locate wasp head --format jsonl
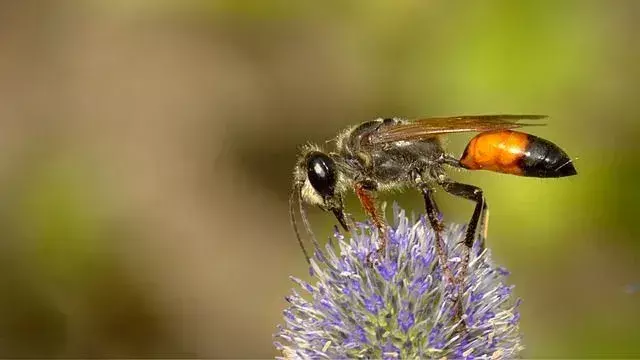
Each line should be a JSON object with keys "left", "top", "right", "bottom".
{"left": 292, "top": 147, "right": 349, "bottom": 232}
{"left": 289, "top": 146, "right": 350, "bottom": 263}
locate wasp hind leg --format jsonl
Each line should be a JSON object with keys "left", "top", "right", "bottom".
{"left": 441, "top": 153, "right": 490, "bottom": 252}
{"left": 420, "top": 186, "right": 456, "bottom": 284}
{"left": 420, "top": 185, "right": 469, "bottom": 329}
{"left": 439, "top": 180, "right": 489, "bottom": 326}
{"left": 477, "top": 202, "right": 489, "bottom": 253}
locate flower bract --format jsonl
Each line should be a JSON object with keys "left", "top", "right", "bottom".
{"left": 275, "top": 205, "right": 523, "bottom": 359}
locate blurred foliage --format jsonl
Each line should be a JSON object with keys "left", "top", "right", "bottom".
{"left": 0, "top": 150, "right": 171, "bottom": 357}
{"left": 0, "top": 0, "right": 638, "bottom": 358}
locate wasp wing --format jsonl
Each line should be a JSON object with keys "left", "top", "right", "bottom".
{"left": 368, "top": 114, "right": 547, "bottom": 144}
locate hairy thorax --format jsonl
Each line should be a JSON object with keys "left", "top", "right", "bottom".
{"left": 335, "top": 118, "right": 446, "bottom": 190}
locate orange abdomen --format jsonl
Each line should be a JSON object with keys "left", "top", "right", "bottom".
{"left": 459, "top": 130, "right": 577, "bottom": 178}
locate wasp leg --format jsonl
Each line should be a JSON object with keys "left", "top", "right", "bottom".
{"left": 440, "top": 181, "right": 486, "bottom": 248}
{"left": 421, "top": 186, "right": 467, "bottom": 330}
{"left": 439, "top": 180, "right": 488, "bottom": 317}
{"left": 441, "top": 153, "right": 490, "bottom": 252}
{"left": 420, "top": 186, "right": 456, "bottom": 284}
{"left": 354, "top": 180, "right": 388, "bottom": 264}
{"left": 477, "top": 202, "right": 489, "bottom": 253}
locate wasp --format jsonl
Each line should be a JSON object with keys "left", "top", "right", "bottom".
{"left": 289, "top": 115, "right": 576, "bottom": 285}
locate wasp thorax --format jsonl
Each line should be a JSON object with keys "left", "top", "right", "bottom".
{"left": 306, "top": 152, "right": 337, "bottom": 198}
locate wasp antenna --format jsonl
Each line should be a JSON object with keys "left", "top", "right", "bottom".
{"left": 289, "top": 183, "right": 311, "bottom": 264}
{"left": 298, "top": 189, "right": 322, "bottom": 253}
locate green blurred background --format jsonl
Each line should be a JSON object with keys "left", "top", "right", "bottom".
{"left": 0, "top": 0, "right": 638, "bottom": 358}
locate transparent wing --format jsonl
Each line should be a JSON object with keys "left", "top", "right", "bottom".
{"left": 368, "top": 114, "right": 547, "bottom": 144}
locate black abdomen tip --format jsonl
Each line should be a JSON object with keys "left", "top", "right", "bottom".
{"left": 521, "top": 135, "right": 577, "bottom": 178}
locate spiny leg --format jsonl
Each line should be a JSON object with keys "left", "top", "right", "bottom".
{"left": 420, "top": 187, "right": 456, "bottom": 285}
{"left": 477, "top": 202, "right": 489, "bottom": 253}
{"left": 422, "top": 186, "right": 466, "bottom": 328}
{"left": 441, "top": 153, "right": 490, "bottom": 253}
{"left": 440, "top": 181, "right": 488, "bottom": 310}
{"left": 354, "top": 180, "right": 388, "bottom": 263}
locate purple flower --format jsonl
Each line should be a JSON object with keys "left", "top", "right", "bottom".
{"left": 275, "top": 204, "right": 523, "bottom": 359}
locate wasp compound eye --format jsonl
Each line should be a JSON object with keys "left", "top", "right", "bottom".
{"left": 306, "top": 152, "right": 337, "bottom": 198}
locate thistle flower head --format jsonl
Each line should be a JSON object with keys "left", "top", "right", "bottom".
{"left": 275, "top": 205, "right": 523, "bottom": 359}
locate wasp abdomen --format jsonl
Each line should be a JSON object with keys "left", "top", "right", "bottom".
{"left": 459, "top": 130, "right": 576, "bottom": 178}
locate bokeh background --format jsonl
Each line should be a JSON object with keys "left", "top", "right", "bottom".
{"left": 0, "top": 0, "right": 638, "bottom": 358}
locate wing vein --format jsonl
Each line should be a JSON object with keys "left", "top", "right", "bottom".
{"left": 368, "top": 115, "right": 547, "bottom": 144}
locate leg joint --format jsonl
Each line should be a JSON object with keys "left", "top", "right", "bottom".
{"left": 472, "top": 188, "right": 483, "bottom": 198}
{"left": 441, "top": 181, "right": 483, "bottom": 202}
{"left": 356, "top": 179, "right": 377, "bottom": 191}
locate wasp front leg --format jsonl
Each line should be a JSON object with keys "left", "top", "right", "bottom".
{"left": 354, "top": 180, "right": 388, "bottom": 264}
